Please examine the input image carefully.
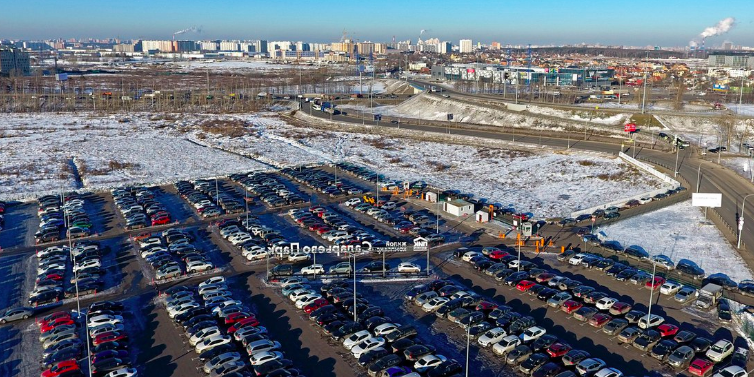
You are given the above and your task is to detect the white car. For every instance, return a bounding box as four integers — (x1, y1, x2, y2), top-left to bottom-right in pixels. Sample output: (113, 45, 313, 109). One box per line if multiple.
(478, 327, 507, 348)
(280, 276, 309, 287)
(373, 323, 399, 337)
(288, 252, 311, 262)
(706, 340, 734, 362)
(344, 198, 361, 206)
(187, 260, 214, 273)
(295, 294, 323, 309)
(167, 302, 200, 318)
(105, 367, 138, 377)
(88, 314, 124, 327)
(414, 354, 448, 373)
(595, 297, 618, 311)
(651, 255, 675, 270)
(450, 291, 471, 300)
(660, 281, 682, 295)
(228, 232, 253, 245)
(637, 314, 664, 329)
(300, 264, 325, 275)
(89, 323, 125, 338)
(492, 335, 521, 356)
(249, 350, 284, 366)
(189, 326, 222, 346)
(195, 334, 232, 353)
(203, 352, 243, 373)
(342, 330, 371, 350)
(233, 325, 267, 342)
(519, 326, 546, 343)
(594, 367, 623, 377)
(422, 297, 449, 312)
(220, 226, 243, 238)
(199, 276, 226, 289)
(397, 262, 421, 273)
(461, 251, 483, 262)
(243, 247, 268, 261)
(288, 289, 317, 302)
(198, 284, 228, 296)
(569, 253, 588, 265)
(352, 337, 386, 358)
(713, 365, 747, 377)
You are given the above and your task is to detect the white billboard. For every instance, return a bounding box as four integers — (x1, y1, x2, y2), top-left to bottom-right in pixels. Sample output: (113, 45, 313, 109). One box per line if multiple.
(692, 193, 722, 208)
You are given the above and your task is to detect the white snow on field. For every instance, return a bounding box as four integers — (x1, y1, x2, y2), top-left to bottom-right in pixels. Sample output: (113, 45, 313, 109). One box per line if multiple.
(0, 113, 266, 201)
(199, 117, 667, 218)
(168, 60, 319, 72)
(721, 157, 754, 181)
(524, 105, 628, 125)
(597, 200, 753, 282)
(728, 104, 754, 117)
(656, 115, 754, 154)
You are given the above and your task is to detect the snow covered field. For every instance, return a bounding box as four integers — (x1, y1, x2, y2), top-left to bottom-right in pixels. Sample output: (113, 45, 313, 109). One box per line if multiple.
(168, 60, 320, 72)
(186, 115, 667, 218)
(0, 113, 266, 201)
(597, 200, 753, 282)
(0, 112, 666, 218)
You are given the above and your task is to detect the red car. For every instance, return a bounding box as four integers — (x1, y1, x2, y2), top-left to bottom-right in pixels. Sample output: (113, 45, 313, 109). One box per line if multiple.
(475, 301, 499, 313)
(228, 317, 259, 333)
(93, 331, 128, 346)
(657, 324, 679, 337)
(304, 298, 329, 314)
(224, 312, 253, 325)
(535, 273, 556, 283)
(151, 216, 171, 226)
(688, 358, 714, 376)
(546, 342, 572, 357)
(37, 273, 64, 283)
(589, 313, 612, 328)
(39, 311, 70, 326)
(309, 206, 325, 213)
(316, 227, 332, 235)
(40, 317, 75, 333)
(561, 300, 583, 314)
(609, 302, 632, 316)
(646, 276, 666, 290)
(488, 250, 510, 260)
(516, 280, 536, 292)
(399, 225, 415, 234)
(41, 359, 79, 377)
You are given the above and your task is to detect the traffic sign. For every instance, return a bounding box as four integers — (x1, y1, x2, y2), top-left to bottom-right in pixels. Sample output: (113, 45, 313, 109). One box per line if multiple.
(624, 123, 637, 133)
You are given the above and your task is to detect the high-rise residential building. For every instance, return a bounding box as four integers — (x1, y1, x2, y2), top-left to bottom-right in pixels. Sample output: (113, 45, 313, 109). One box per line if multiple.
(141, 40, 173, 53)
(0, 47, 31, 76)
(491, 42, 501, 50)
(219, 41, 240, 51)
(173, 40, 197, 52)
(439, 41, 452, 54)
(356, 42, 374, 55)
(723, 42, 733, 50)
(459, 39, 473, 53)
(199, 41, 219, 51)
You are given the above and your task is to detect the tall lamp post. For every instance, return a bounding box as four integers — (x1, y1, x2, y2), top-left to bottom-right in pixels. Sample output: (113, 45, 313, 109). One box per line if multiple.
(645, 259, 657, 325)
(465, 323, 471, 377)
(737, 194, 754, 249)
(696, 160, 714, 192)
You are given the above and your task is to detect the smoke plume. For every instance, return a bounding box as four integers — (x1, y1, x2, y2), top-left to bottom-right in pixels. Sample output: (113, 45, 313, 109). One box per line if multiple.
(689, 17, 735, 46)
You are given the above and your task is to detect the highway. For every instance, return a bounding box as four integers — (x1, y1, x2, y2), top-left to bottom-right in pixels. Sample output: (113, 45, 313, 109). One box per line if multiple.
(297, 104, 754, 275)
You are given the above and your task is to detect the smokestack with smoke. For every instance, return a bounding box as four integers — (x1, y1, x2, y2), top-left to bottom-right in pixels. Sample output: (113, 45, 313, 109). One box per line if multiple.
(690, 17, 735, 46)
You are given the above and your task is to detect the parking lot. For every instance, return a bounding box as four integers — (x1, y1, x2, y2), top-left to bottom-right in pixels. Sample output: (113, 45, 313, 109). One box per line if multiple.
(1, 162, 751, 377)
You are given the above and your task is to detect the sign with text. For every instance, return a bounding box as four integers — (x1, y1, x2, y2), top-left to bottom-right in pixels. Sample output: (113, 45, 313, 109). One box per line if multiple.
(692, 193, 722, 208)
(624, 123, 637, 133)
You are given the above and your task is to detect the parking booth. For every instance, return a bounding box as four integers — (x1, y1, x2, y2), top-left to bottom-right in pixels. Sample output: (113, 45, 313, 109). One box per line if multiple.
(475, 210, 490, 223)
(424, 192, 438, 203)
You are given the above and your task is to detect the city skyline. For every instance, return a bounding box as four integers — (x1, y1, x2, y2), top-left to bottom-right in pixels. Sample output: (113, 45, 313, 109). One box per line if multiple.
(2, 0, 754, 47)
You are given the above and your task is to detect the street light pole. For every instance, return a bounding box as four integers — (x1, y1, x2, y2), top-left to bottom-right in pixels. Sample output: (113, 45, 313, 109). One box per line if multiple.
(696, 161, 713, 192)
(353, 252, 357, 322)
(646, 260, 657, 324)
(465, 324, 470, 377)
(738, 194, 754, 249)
(674, 146, 680, 177)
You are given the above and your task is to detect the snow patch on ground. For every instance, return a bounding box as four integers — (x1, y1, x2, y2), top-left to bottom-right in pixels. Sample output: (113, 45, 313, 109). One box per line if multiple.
(597, 200, 753, 282)
(168, 60, 320, 72)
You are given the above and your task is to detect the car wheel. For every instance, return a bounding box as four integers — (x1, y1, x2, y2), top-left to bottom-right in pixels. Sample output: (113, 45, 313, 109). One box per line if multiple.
(22, 315, 29, 319)
(0, 319, 5, 324)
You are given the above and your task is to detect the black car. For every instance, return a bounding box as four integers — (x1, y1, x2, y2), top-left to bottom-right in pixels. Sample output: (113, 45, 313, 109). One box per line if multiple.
(198, 343, 237, 362)
(519, 353, 550, 374)
(427, 359, 463, 377)
(390, 337, 416, 353)
(531, 334, 559, 352)
(537, 288, 559, 301)
(603, 318, 629, 336)
(605, 263, 629, 276)
(182, 314, 215, 329)
(718, 299, 733, 322)
(253, 359, 293, 376)
(673, 330, 696, 344)
(405, 285, 431, 301)
(174, 307, 209, 322)
(92, 342, 128, 353)
(332, 322, 363, 340)
(533, 362, 563, 377)
(42, 347, 82, 368)
(704, 274, 738, 290)
(496, 312, 523, 330)
(368, 354, 402, 375)
(385, 325, 417, 343)
(323, 320, 345, 336)
(616, 268, 638, 281)
(650, 339, 678, 361)
(358, 347, 390, 366)
(270, 264, 294, 276)
(633, 329, 661, 351)
(509, 316, 537, 334)
(689, 337, 712, 353)
(562, 349, 590, 366)
(676, 261, 705, 279)
(504, 272, 530, 286)
(309, 305, 338, 321)
(91, 357, 130, 375)
(529, 284, 548, 297)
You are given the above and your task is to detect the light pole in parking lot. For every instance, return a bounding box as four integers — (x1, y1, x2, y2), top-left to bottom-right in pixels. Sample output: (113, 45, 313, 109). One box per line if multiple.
(465, 324, 470, 377)
(737, 194, 754, 249)
(645, 260, 657, 326)
(353, 251, 358, 322)
(673, 143, 680, 178)
(67, 211, 92, 377)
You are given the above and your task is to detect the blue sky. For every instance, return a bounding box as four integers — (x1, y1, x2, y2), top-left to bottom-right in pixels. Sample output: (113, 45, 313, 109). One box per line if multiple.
(2, 0, 753, 47)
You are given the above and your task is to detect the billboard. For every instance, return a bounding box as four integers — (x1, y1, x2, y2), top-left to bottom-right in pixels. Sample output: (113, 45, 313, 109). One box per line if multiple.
(692, 193, 722, 208)
(624, 123, 637, 133)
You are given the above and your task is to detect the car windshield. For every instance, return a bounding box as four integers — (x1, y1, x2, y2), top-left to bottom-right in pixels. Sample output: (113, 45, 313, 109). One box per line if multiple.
(719, 370, 737, 377)
(711, 344, 724, 353)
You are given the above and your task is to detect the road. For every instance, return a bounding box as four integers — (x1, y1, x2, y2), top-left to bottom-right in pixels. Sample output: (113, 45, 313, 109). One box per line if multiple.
(299, 106, 754, 275)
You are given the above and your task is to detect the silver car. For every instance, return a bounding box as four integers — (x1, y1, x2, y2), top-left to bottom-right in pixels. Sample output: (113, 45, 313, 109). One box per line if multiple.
(203, 352, 242, 374)
(0, 307, 34, 324)
(674, 286, 697, 303)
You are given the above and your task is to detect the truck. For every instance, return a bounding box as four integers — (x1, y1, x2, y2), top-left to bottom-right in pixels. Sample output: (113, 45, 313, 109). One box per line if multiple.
(694, 283, 723, 309)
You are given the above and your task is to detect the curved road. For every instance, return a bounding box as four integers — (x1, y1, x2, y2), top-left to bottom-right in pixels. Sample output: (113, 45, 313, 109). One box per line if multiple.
(299, 106, 754, 273)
